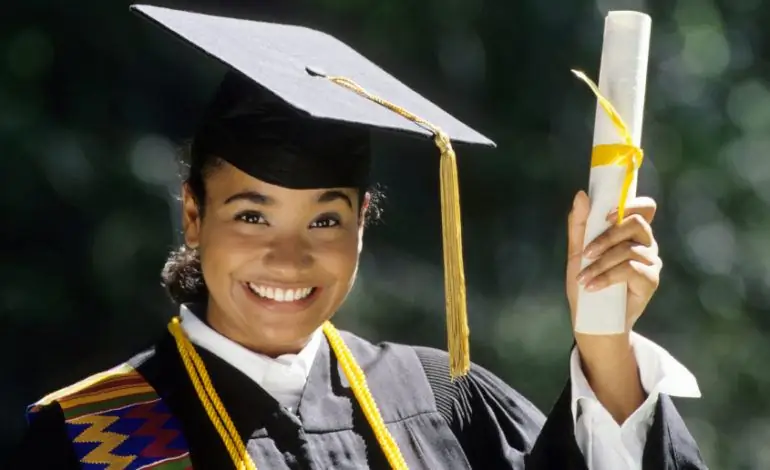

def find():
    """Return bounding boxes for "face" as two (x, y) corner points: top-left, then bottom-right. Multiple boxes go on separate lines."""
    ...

(182, 161), (367, 356)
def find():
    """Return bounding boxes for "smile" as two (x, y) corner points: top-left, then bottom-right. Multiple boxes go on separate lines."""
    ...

(246, 283), (316, 302)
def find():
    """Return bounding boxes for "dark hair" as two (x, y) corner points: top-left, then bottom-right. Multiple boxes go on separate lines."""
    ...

(160, 144), (384, 305)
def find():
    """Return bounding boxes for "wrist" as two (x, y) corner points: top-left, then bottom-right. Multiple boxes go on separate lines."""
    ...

(574, 332), (632, 373)
(574, 333), (645, 423)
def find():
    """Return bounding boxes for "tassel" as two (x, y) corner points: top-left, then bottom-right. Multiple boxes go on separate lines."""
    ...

(320, 74), (472, 378)
(436, 132), (470, 378)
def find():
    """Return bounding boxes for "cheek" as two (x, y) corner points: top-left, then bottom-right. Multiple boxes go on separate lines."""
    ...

(198, 225), (260, 285)
(313, 232), (360, 280)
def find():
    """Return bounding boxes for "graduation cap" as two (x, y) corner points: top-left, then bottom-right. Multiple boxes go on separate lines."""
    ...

(131, 4), (495, 378)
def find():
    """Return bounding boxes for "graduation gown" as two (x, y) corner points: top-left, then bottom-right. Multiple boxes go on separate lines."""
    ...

(8, 328), (707, 469)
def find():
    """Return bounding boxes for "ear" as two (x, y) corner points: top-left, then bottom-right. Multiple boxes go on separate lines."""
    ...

(358, 192), (371, 227)
(182, 183), (202, 249)
(357, 192), (371, 253)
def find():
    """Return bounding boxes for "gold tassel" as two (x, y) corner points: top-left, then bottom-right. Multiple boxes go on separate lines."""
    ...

(320, 74), (471, 378)
(436, 132), (470, 378)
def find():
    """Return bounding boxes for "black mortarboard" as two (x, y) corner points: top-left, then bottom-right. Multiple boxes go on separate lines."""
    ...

(131, 4), (496, 377)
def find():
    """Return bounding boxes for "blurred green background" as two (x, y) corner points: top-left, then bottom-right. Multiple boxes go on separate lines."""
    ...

(2, 0), (768, 467)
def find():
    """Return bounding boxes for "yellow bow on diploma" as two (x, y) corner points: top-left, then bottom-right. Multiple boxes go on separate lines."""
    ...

(571, 69), (644, 224)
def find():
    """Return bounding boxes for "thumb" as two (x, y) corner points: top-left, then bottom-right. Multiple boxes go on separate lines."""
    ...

(567, 190), (591, 259)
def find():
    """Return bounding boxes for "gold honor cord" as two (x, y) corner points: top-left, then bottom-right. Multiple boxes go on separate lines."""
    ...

(571, 70), (644, 224)
(318, 73), (470, 379)
(169, 318), (256, 470)
(168, 318), (408, 470)
(322, 322), (408, 469)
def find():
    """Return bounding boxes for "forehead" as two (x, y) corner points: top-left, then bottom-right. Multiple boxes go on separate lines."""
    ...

(205, 160), (359, 199)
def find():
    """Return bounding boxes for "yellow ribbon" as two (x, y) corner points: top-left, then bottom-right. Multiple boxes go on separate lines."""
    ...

(571, 69), (644, 224)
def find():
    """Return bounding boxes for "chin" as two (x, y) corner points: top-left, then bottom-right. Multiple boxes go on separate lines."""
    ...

(239, 318), (321, 355)
(230, 283), (333, 348)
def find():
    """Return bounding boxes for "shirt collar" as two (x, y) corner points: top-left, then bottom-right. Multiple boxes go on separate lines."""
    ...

(569, 331), (701, 427)
(178, 304), (323, 398)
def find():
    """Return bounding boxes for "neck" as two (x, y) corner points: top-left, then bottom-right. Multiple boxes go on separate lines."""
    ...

(201, 301), (313, 358)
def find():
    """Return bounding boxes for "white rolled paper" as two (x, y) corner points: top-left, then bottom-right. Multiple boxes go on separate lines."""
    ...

(574, 11), (651, 334)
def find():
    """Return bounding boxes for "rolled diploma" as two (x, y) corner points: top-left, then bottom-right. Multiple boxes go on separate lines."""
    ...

(574, 11), (651, 334)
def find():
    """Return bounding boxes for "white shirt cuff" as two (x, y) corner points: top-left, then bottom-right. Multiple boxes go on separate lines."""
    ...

(569, 332), (701, 469)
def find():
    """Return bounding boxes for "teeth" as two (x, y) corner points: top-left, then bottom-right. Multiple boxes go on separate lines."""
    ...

(247, 283), (314, 302)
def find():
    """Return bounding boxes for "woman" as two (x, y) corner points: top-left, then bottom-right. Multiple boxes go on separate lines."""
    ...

(9, 5), (707, 469)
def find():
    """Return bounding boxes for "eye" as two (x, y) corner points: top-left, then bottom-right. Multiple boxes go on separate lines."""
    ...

(310, 214), (341, 228)
(235, 211), (268, 225)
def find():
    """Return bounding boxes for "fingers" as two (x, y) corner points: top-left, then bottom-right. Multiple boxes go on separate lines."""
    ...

(578, 242), (658, 290)
(568, 190), (591, 259)
(571, 194), (662, 312)
(584, 213), (654, 260)
(607, 196), (657, 224)
(581, 258), (661, 294)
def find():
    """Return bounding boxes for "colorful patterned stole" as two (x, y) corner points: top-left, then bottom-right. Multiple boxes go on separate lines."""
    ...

(27, 363), (193, 469)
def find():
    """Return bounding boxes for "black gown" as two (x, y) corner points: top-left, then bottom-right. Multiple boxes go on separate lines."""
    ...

(8, 326), (707, 469)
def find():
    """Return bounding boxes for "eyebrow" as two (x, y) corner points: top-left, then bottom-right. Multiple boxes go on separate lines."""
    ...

(224, 191), (275, 205)
(223, 189), (353, 208)
(317, 190), (352, 208)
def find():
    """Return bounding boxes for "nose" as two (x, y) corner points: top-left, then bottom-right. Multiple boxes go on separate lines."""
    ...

(262, 235), (314, 277)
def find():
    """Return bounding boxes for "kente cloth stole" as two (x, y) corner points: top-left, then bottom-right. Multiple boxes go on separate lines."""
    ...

(27, 363), (193, 470)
